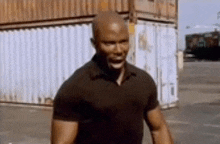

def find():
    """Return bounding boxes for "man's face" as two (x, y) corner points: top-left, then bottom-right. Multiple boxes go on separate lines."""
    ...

(94, 22), (129, 71)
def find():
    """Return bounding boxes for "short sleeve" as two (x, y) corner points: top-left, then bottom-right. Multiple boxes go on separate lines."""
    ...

(53, 82), (91, 121)
(144, 77), (159, 112)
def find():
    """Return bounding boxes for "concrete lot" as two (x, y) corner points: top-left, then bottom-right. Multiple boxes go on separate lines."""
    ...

(144, 62), (220, 144)
(1, 61), (220, 144)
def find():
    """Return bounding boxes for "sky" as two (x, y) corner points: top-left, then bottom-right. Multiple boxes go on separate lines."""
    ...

(179, 0), (220, 50)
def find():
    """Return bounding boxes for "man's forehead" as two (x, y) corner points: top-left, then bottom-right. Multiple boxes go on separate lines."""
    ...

(92, 11), (127, 33)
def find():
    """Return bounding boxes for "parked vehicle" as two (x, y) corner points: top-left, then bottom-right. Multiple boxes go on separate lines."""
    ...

(185, 29), (220, 60)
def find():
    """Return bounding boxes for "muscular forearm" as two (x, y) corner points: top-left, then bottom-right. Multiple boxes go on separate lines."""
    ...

(151, 124), (174, 144)
(145, 106), (174, 144)
(51, 120), (78, 144)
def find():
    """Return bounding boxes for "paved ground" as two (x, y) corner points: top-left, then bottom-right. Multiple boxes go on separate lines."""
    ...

(163, 61), (220, 144)
(1, 61), (220, 144)
(0, 105), (52, 144)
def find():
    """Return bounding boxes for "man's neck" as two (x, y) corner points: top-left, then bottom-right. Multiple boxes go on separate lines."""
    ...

(93, 54), (126, 85)
(115, 67), (125, 86)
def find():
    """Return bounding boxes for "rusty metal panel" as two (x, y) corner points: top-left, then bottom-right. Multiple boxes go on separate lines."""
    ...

(135, 0), (177, 22)
(126, 21), (136, 65)
(135, 22), (157, 81)
(0, 0), (129, 25)
(0, 24), (95, 104)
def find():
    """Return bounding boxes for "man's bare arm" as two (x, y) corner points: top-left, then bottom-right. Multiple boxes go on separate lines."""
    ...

(145, 106), (174, 144)
(51, 119), (78, 144)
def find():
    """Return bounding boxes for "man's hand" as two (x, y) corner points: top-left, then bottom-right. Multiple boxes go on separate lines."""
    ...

(145, 106), (174, 144)
(51, 119), (78, 144)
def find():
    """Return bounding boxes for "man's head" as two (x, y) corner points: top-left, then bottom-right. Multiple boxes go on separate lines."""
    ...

(91, 11), (129, 72)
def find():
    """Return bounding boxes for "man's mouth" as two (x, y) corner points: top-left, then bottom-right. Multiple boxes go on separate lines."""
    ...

(109, 57), (124, 63)
(107, 57), (125, 70)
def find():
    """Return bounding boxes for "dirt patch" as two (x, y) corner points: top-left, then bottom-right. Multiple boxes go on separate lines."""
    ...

(208, 100), (220, 106)
(197, 100), (220, 106)
(179, 87), (190, 91)
(198, 88), (220, 94)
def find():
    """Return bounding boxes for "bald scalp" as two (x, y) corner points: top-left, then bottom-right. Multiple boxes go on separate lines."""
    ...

(92, 11), (127, 39)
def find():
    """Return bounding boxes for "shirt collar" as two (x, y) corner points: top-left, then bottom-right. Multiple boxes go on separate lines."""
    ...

(90, 54), (137, 80)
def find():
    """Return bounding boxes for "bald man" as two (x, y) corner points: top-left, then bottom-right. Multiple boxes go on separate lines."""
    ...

(51, 11), (173, 144)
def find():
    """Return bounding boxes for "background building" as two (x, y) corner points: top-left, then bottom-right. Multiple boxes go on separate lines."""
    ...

(185, 29), (220, 60)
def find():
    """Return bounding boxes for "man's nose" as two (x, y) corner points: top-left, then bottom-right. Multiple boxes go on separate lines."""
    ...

(114, 43), (123, 54)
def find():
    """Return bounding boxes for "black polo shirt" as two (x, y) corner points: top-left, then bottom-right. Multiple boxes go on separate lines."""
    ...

(53, 55), (159, 144)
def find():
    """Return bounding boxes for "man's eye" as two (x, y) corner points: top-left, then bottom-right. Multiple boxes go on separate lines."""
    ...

(120, 41), (129, 45)
(104, 42), (115, 45)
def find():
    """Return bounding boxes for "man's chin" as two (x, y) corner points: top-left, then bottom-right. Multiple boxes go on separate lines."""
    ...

(108, 62), (125, 71)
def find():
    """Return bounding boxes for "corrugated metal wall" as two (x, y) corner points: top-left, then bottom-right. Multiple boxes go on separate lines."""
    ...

(135, 21), (178, 107)
(0, 0), (178, 30)
(0, 20), (178, 107)
(0, 0), (129, 24)
(135, 0), (177, 22)
(0, 24), (95, 104)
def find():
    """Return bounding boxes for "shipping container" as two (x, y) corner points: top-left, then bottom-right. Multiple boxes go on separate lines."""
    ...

(0, 0), (129, 23)
(0, 0), (179, 108)
(0, 0), (177, 30)
(135, 0), (177, 22)
(0, 24), (95, 104)
(0, 23), (178, 108)
(135, 21), (178, 108)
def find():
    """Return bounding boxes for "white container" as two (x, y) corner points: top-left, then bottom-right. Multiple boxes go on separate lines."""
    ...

(134, 21), (178, 108)
(0, 24), (95, 104)
(0, 21), (178, 107)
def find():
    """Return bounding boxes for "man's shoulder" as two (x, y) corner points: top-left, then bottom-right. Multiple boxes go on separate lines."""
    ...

(66, 60), (94, 84)
(55, 61), (94, 97)
(127, 63), (152, 79)
(127, 63), (156, 88)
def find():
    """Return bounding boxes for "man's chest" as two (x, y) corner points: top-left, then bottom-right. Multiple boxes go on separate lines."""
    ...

(81, 80), (151, 119)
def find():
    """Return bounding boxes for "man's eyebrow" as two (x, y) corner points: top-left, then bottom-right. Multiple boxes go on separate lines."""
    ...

(102, 41), (116, 43)
(118, 39), (129, 43)
(120, 39), (129, 42)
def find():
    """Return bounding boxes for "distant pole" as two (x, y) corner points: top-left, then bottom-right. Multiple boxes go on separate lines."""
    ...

(217, 11), (220, 19)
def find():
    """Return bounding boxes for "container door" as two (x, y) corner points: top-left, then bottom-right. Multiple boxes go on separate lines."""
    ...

(167, 27), (178, 106)
(157, 26), (169, 106)
(157, 25), (178, 108)
(135, 21), (178, 108)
